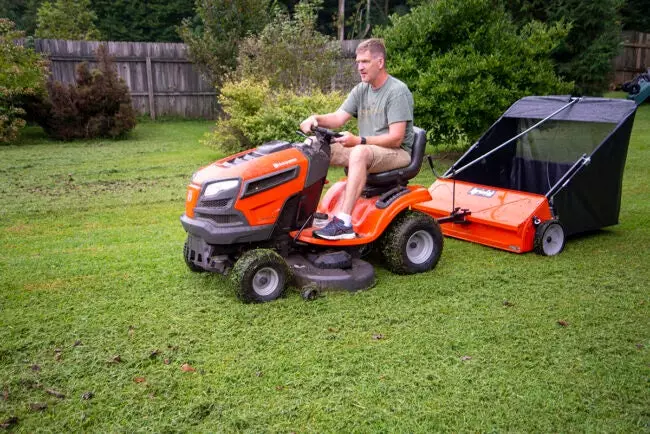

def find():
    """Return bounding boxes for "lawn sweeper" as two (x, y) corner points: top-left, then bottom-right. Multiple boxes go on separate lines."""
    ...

(180, 96), (637, 303)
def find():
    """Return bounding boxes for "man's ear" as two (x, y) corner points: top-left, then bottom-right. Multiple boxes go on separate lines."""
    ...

(378, 56), (385, 69)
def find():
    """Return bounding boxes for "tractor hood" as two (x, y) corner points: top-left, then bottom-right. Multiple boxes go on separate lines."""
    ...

(191, 144), (307, 189)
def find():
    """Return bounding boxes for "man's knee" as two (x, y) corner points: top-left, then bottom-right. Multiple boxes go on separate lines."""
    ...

(349, 145), (372, 166)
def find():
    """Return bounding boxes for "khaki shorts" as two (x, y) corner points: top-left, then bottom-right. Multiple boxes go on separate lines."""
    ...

(330, 143), (411, 173)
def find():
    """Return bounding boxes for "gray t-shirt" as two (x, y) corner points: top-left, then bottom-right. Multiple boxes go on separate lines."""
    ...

(340, 75), (414, 153)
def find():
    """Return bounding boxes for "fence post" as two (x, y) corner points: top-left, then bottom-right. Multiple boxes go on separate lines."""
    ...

(146, 56), (156, 120)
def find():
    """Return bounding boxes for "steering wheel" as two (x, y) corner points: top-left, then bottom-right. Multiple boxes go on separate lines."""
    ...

(312, 126), (342, 141)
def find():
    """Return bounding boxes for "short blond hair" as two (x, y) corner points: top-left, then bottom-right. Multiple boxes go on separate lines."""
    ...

(356, 38), (386, 60)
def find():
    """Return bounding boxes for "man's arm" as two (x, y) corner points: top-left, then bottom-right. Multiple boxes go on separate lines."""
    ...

(300, 109), (352, 133)
(335, 121), (406, 148)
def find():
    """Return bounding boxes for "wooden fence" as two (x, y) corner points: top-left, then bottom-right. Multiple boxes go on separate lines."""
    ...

(30, 39), (363, 120)
(31, 39), (217, 119)
(613, 31), (650, 87)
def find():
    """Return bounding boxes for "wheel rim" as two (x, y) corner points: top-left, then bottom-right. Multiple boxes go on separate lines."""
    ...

(543, 224), (564, 256)
(252, 267), (280, 296)
(406, 230), (435, 264)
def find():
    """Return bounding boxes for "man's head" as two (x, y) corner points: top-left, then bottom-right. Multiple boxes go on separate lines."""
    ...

(355, 38), (387, 88)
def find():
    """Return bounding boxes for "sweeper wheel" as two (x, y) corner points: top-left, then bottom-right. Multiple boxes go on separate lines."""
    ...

(534, 220), (566, 256)
(230, 249), (289, 303)
(380, 211), (443, 274)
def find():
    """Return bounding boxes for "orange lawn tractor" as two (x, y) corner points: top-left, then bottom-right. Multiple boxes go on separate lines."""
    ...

(181, 126), (443, 302)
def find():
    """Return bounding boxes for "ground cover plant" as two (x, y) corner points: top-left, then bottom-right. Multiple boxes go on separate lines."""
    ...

(1, 102), (649, 431)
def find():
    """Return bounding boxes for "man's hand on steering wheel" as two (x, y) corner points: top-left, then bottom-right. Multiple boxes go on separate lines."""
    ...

(333, 131), (361, 148)
(300, 116), (318, 134)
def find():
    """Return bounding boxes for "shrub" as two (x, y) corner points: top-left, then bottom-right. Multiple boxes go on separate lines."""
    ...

(375, 0), (573, 151)
(32, 45), (136, 140)
(0, 19), (49, 144)
(204, 79), (348, 154)
(236, 0), (340, 93)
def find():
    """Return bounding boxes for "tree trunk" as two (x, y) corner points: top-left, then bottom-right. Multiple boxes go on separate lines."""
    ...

(338, 0), (345, 41)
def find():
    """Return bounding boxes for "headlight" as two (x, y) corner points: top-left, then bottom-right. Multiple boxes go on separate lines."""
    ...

(203, 179), (239, 197)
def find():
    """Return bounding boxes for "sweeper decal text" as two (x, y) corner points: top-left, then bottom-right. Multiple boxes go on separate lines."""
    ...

(468, 187), (496, 198)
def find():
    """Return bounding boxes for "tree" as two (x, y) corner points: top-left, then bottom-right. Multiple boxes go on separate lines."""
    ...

(620, 0), (650, 32)
(375, 0), (572, 150)
(0, 19), (49, 143)
(178, 0), (271, 87)
(0, 0), (43, 35)
(90, 0), (195, 42)
(35, 0), (101, 40)
(502, 0), (624, 95)
(237, 0), (340, 93)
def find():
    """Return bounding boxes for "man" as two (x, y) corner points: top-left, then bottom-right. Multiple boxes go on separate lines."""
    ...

(300, 38), (414, 240)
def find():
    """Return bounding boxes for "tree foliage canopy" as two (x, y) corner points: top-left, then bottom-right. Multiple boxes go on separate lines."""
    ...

(502, 0), (624, 95)
(178, 0), (272, 86)
(237, 0), (340, 93)
(35, 0), (101, 40)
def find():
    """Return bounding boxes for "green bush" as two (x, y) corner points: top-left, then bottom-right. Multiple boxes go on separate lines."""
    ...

(0, 19), (49, 144)
(31, 45), (136, 140)
(204, 79), (348, 154)
(236, 0), (340, 93)
(375, 0), (573, 151)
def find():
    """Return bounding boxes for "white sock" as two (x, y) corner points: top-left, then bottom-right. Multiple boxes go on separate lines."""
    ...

(336, 213), (352, 226)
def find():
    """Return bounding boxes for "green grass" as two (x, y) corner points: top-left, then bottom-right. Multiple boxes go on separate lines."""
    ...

(1, 109), (649, 432)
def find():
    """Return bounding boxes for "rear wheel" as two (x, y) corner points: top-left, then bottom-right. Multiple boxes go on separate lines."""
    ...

(380, 211), (443, 274)
(230, 249), (289, 303)
(534, 220), (566, 256)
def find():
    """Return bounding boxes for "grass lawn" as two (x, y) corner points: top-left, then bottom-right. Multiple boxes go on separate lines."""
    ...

(1, 104), (649, 432)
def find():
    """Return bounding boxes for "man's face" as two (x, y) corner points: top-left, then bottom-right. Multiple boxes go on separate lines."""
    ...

(356, 49), (383, 84)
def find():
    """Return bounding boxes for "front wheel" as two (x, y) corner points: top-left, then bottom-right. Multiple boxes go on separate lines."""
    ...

(533, 220), (566, 256)
(379, 211), (444, 275)
(230, 249), (289, 303)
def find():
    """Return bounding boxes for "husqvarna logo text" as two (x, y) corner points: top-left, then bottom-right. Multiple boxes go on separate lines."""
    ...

(273, 158), (298, 169)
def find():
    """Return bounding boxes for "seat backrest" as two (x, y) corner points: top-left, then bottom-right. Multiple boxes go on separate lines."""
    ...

(365, 126), (427, 187)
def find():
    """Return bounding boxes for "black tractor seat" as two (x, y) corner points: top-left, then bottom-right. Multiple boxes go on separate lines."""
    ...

(359, 126), (427, 198)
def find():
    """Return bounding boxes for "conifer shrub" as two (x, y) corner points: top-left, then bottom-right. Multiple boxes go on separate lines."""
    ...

(32, 45), (136, 140)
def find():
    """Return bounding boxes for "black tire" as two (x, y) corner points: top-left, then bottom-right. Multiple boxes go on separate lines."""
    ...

(230, 249), (289, 303)
(183, 239), (205, 272)
(533, 220), (566, 256)
(379, 211), (443, 275)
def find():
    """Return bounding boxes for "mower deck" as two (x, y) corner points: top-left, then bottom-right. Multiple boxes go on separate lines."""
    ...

(286, 253), (375, 292)
(414, 179), (553, 253)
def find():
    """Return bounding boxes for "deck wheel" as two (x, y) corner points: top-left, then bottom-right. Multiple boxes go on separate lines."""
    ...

(533, 220), (566, 256)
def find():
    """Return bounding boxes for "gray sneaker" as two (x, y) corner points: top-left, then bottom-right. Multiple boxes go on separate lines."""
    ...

(313, 217), (356, 240)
